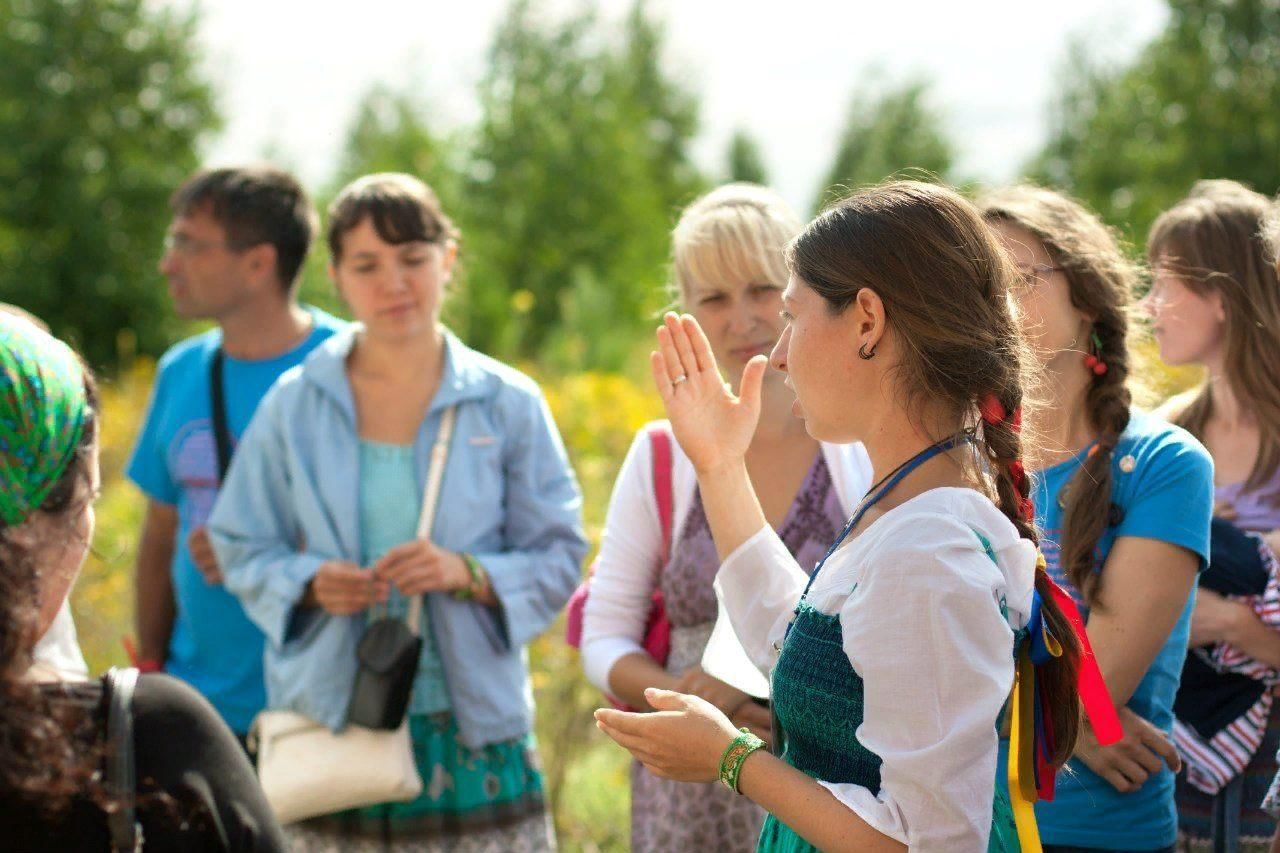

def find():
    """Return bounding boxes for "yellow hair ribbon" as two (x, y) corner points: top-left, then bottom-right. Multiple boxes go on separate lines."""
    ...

(1009, 645), (1043, 852)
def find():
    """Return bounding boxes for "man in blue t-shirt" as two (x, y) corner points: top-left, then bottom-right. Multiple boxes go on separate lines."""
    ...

(128, 166), (344, 739)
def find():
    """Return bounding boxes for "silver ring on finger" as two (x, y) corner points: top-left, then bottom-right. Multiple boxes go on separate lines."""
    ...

(672, 374), (688, 386)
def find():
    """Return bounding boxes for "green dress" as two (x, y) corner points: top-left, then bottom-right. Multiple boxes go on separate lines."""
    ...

(758, 601), (1020, 852)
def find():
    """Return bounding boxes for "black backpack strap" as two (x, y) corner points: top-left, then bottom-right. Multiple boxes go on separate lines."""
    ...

(104, 667), (142, 853)
(210, 348), (233, 483)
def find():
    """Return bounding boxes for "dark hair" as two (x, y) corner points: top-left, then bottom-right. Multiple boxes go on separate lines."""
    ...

(1149, 180), (1280, 498)
(788, 180), (1082, 765)
(0, 368), (101, 813)
(982, 185), (1140, 607)
(171, 166), (317, 292)
(326, 173), (459, 263)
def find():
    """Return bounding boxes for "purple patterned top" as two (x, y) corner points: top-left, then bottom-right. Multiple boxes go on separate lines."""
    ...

(660, 453), (846, 627)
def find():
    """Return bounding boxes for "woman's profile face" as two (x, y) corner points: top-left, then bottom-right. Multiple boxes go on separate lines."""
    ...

(770, 274), (866, 443)
(988, 220), (1086, 368)
(1140, 253), (1225, 367)
(331, 217), (456, 343)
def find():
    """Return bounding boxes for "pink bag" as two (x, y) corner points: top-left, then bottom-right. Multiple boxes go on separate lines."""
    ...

(565, 425), (674, 710)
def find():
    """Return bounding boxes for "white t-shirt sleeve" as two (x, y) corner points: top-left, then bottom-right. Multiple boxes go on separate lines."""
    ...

(712, 526), (809, 676)
(816, 516), (1015, 850)
(33, 600), (89, 680)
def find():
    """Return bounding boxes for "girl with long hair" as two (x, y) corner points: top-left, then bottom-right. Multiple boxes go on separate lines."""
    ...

(1141, 180), (1280, 850)
(983, 185), (1213, 853)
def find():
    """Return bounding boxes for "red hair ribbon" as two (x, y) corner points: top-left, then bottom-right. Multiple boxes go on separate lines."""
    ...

(979, 393), (1024, 433)
(979, 393), (1006, 426)
(1010, 564), (1123, 851)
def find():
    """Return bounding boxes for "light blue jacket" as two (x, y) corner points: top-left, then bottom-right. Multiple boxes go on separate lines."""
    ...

(208, 326), (587, 748)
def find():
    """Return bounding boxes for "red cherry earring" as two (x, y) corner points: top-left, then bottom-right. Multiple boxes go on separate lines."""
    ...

(1083, 330), (1108, 376)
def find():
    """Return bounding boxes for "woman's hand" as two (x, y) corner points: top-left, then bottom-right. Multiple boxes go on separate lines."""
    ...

(651, 313), (766, 475)
(1189, 587), (1252, 647)
(673, 664), (752, 717)
(307, 560), (389, 615)
(1073, 706), (1181, 793)
(373, 540), (470, 596)
(595, 687), (740, 782)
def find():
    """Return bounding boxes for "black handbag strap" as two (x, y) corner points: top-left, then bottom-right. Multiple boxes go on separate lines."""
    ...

(210, 348), (233, 484)
(104, 666), (142, 852)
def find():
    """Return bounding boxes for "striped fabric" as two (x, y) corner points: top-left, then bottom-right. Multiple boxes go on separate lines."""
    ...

(1174, 535), (1280, 795)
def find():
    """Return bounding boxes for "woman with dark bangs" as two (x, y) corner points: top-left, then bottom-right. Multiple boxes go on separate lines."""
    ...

(210, 173), (587, 851)
(1141, 180), (1280, 851)
(0, 313), (283, 851)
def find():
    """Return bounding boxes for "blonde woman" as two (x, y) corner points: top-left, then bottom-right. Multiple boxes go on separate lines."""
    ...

(580, 184), (871, 852)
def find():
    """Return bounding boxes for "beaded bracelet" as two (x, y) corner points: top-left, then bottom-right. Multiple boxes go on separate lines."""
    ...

(453, 553), (487, 601)
(718, 727), (766, 794)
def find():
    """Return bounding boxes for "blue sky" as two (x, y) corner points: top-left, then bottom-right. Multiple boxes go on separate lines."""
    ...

(175, 0), (1168, 212)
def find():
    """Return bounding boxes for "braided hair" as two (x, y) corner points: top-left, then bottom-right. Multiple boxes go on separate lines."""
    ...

(982, 185), (1138, 608)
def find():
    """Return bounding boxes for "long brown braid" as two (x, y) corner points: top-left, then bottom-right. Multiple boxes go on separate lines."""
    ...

(982, 185), (1138, 608)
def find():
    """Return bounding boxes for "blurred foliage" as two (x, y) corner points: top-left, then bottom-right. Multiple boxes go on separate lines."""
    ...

(726, 129), (769, 185)
(1030, 0), (1280, 243)
(458, 0), (703, 372)
(812, 76), (955, 214)
(0, 0), (218, 368)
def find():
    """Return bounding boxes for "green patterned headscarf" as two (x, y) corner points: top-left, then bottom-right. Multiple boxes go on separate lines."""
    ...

(0, 314), (88, 526)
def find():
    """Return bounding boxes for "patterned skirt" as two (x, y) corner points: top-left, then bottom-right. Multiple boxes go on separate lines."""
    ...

(286, 713), (554, 852)
(1176, 699), (1280, 852)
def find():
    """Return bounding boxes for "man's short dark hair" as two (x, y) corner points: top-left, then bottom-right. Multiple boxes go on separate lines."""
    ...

(171, 166), (316, 293)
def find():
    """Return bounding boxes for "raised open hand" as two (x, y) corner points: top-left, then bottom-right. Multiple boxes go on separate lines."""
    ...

(651, 312), (766, 475)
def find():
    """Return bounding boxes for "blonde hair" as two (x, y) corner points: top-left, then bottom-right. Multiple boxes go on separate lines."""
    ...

(671, 183), (802, 304)
(1263, 195), (1280, 266)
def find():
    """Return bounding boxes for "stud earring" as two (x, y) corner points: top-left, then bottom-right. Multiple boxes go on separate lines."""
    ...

(858, 342), (876, 360)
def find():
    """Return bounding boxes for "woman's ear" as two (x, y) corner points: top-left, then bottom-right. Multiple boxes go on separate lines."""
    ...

(854, 287), (886, 352)
(439, 239), (459, 289)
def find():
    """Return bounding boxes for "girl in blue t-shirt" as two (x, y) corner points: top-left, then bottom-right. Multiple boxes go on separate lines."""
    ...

(983, 186), (1215, 852)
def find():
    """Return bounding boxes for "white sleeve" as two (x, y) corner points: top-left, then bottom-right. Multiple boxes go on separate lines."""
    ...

(818, 518), (1014, 850)
(712, 526), (809, 676)
(33, 600), (89, 680)
(581, 429), (664, 693)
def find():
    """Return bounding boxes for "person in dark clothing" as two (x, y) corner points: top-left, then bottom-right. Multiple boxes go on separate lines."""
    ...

(0, 312), (285, 852)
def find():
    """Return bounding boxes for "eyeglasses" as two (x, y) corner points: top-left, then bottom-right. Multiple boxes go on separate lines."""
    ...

(1012, 263), (1065, 290)
(162, 232), (235, 257)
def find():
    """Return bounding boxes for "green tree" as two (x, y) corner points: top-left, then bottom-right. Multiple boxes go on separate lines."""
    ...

(296, 84), (461, 318)
(812, 77), (954, 213)
(460, 0), (703, 370)
(726, 129), (769, 184)
(1031, 0), (1280, 242)
(0, 0), (218, 367)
